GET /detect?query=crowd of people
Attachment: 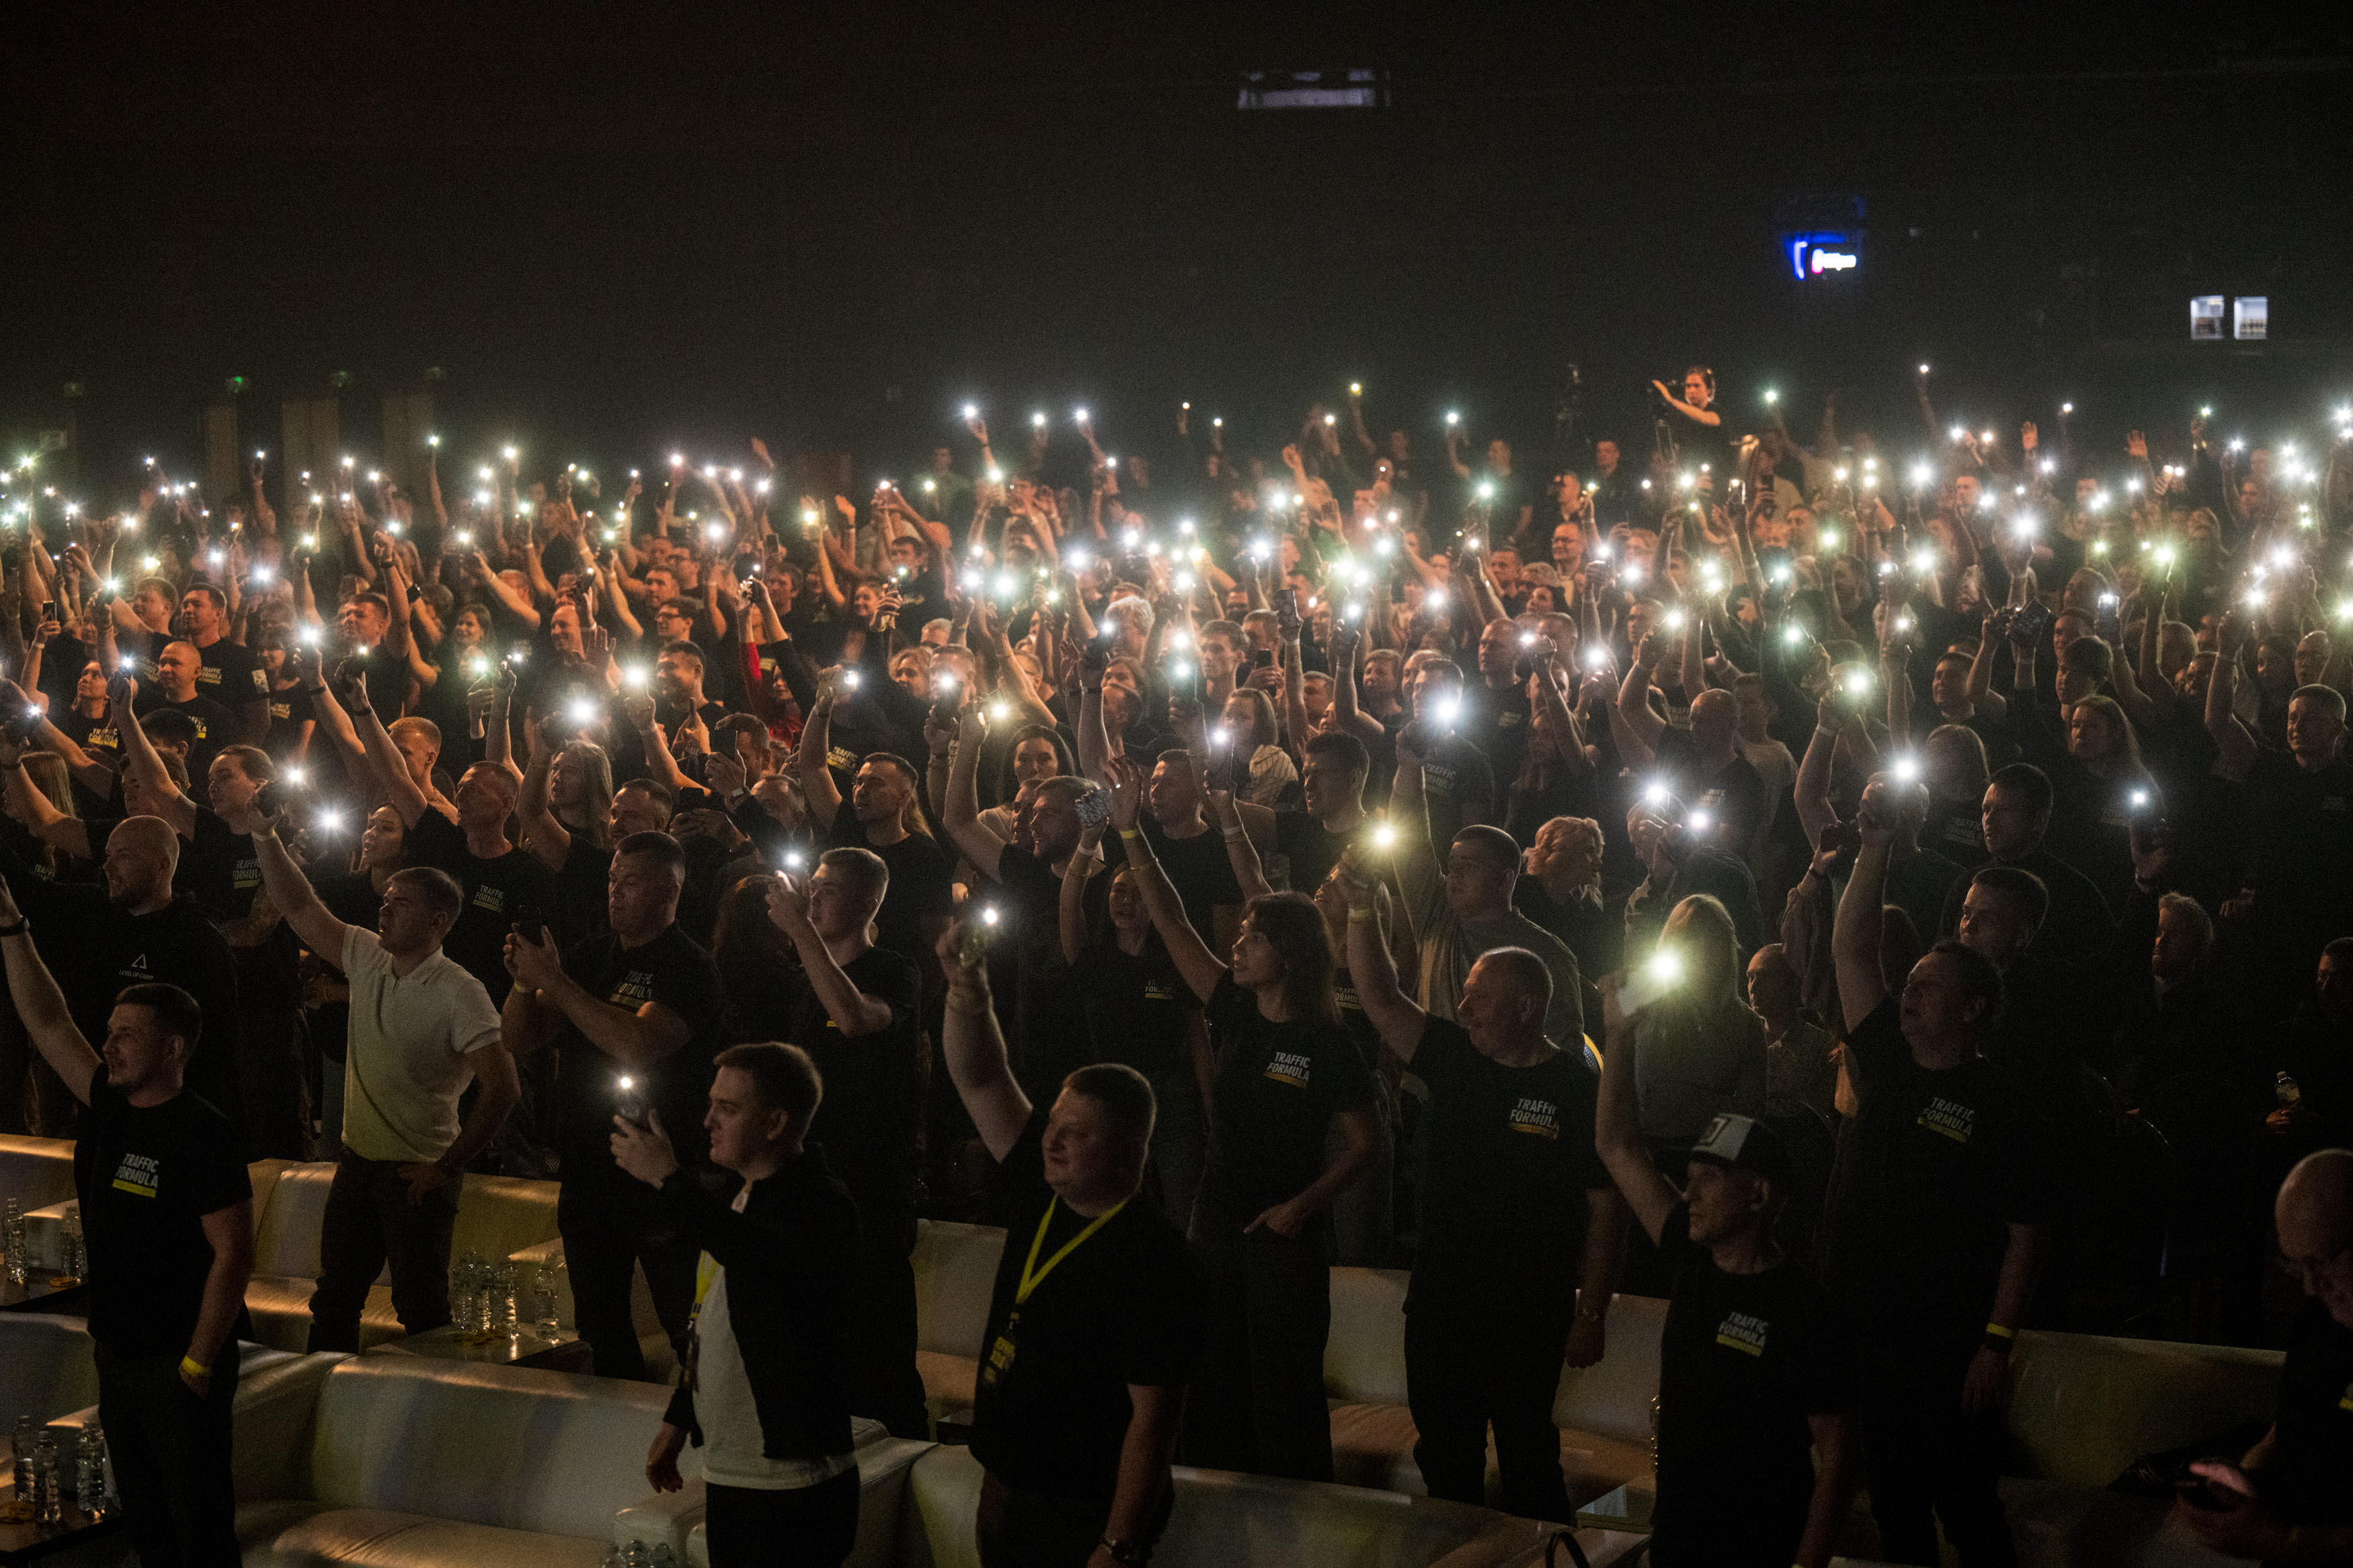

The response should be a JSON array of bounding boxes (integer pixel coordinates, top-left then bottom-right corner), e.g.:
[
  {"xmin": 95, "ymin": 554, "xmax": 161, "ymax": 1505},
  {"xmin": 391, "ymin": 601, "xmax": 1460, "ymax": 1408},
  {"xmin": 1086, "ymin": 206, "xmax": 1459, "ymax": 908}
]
[{"xmin": 0, "ymin": 368, "xmax": 2350, "ymax": 1567}]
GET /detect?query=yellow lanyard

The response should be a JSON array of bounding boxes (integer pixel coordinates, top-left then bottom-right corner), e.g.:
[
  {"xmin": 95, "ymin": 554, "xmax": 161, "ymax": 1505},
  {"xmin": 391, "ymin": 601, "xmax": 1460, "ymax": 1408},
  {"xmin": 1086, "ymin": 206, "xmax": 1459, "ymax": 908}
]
[{"xmin": 1015, "ymin": 1196, "xmax": 1127, "ymax": 1307}]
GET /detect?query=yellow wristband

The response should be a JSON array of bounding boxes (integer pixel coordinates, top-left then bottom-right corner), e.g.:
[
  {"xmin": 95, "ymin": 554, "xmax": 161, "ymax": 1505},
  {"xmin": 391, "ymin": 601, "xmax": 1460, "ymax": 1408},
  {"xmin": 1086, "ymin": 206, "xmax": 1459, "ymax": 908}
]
[
  {"xmin": 1347, "ymin": 908, "xmax": 1376, "ymax": 923},
  {"xmin": 180, "ymin": 1355, "xmax": 211, "ymax": 1378},
  {"xmin": 1117, "ymin": 828, "xmax": 1142, "ymax": 840},
  {"xmin": 1983, "ymin": 1322, "xmax": 2013, "ymax": 1340}
]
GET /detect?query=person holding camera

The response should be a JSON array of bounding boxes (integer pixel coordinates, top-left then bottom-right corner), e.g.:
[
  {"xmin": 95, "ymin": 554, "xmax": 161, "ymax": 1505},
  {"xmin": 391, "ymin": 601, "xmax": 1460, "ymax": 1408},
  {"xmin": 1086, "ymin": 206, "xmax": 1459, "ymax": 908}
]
[
  {"xmin": 616, "ymin": 1044, "xmax": 866, "ymax": 1568},
  {"xmin": 503, "ymin": 831, "xmax": 722, "ymax": 1381}
]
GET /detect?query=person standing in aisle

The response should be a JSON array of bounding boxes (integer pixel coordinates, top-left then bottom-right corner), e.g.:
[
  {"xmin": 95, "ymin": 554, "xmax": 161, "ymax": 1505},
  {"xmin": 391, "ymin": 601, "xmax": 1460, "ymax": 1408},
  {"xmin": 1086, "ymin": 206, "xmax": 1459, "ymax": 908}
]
[
  {"xmin": 0, "ymin": 875, "xmax": 253, "ymax": 1568},
  {"xmin": 1101, "ymin": 755, "xmax": 1380, "ymax": 1483}
]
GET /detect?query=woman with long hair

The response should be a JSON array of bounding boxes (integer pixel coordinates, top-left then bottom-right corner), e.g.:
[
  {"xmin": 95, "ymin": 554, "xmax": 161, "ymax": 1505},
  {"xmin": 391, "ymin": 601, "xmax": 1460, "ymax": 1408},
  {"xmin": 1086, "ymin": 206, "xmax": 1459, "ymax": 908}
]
[
  {"xmin": 1100, "ymin": 753, "xmax": 1378, "ymax": 1483},
  {"xmin": 1630, "ymin": 893, "xmax": 1768, "ymax": 1162},
  {"xmin": 711, "ymin": 874, "xmax": 804, "ymax": 1044},
  {"xmin": 2050, "ymin": 693, "xmax": 2155, "ymax": 908},
  {"xmin": 1220, "ymin": 686, "xmax": 1298, "ymax": 808},
  {"xmin": 518, "ymin": 716, "xmax": 617, "ymax": 938}
]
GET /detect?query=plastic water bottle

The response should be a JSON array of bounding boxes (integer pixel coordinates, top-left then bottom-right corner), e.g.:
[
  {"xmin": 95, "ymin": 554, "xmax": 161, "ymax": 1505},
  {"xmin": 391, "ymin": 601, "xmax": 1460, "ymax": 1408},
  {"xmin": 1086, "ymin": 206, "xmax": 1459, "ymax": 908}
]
[
  {"xmin": 450, "ymin": 1251, "xmax": 483, "ymax": 1335},
  {"xmin": 533, "ymin": 1262, "xmax": 563, "ymax": 1342},
  {"xmin": 11, "ymin": 1415, "xmax": 34, "ymax": 1499},
  {"xmin": 60, "ymin": 1204, "xmax": 83, "ymax": 1283},
  {"xmin": 32, "ymin": 1430, "xmax": 59, "ymax": 1525},
  {"xmin": 75, "ymin": 1428, "xmax": 106, "ymax": 1520},
  {"xmin": 492, "ymin": 1263, "xmax": 518, "ymax": 1337},
  {"xmin": 650, "ymin": 1544, "xmax": 678, "ymax": 1568},
  {"xmin": 4, "ymin": 1200, "xmax": 23, "ymax": 1286},
  {"xmin": 621, "ymin": 1540, "xmax": 649, "ymax": 1568}
]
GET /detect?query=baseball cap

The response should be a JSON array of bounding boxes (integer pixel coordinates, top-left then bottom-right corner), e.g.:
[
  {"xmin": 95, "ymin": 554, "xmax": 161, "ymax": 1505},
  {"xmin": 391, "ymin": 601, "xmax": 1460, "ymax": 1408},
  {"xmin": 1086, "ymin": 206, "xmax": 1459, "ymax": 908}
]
[{"xmin": 1688, "ymin": 1113, "xmax": 1794, "ymax": 1187}]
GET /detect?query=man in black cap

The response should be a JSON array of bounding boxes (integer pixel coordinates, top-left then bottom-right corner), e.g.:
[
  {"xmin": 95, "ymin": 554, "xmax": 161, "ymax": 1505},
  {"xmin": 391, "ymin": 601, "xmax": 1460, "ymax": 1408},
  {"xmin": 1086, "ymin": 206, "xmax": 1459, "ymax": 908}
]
[{"xmin": 1597, "ymin": 973, "xmax": 1862, "ymax": 1568}]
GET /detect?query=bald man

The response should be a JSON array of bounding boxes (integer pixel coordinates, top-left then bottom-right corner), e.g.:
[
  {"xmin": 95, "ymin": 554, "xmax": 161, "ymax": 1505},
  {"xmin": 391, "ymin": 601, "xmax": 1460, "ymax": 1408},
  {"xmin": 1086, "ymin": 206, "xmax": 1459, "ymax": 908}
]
[
  {"xmin": 0, "ymin": 764, "xmax": 243, "ymax": 1129},
  {"xmin": 130, "ymin": 641, "xmax": 238, "ymax": 786},
  {"xmin": 2174, "ymin": 1149, "xmax": 2353, "ymax": 1560}
]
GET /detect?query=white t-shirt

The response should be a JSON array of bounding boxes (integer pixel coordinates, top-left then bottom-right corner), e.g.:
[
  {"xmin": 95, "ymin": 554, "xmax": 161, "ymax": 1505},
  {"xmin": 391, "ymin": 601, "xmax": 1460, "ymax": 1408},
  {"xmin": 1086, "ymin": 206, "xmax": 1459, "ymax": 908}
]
[
  {"xmin": 340, "ymin": 927, "xmax": 504, "ymax": 1163},
  {"xmin": 695, "ymin": 1187, "xmax": 859, "ymax": 1491}
]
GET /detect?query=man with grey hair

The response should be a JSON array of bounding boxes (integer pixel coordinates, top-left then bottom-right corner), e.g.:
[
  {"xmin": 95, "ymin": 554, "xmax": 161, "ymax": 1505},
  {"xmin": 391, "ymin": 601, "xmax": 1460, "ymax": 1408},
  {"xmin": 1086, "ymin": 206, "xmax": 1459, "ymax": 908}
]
[{"xmin": 237, "ymin": 796, "xmax": 518, "ymax": 1351}]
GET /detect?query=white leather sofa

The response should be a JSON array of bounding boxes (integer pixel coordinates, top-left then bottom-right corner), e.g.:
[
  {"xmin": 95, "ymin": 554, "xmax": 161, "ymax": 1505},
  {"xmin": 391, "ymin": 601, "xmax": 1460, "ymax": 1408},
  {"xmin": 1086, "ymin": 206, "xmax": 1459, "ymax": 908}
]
[
  {"xmin": 241, "ymin": 1161, "xmax": 562, "ymax": 1352},
  {"xmin": 910, "ymin": 1219, "xmax": 1006, "ymax": 1432},
  {"xmin": 895, "ymin": 1443, "xmax": 1648, "ymax": 1568},
  {"xmin": 653, "ymin": 1421, "xmax": 934, "ymax": 1568},
  {"xmin": 231, "ymin": 1354, "xmax": 694, "ymax": 1567},
  {"xmin": 1319, "ymin": 1268, "xmax": 1663, "ymax": 1510}
]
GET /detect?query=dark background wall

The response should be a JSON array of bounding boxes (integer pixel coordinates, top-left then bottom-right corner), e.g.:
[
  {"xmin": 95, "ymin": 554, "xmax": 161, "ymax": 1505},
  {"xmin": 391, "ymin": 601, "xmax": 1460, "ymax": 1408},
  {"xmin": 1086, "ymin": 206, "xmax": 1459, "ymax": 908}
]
[{"xmin": 7, "ymin": 1, "xmax": 2348, "ymax": 503}]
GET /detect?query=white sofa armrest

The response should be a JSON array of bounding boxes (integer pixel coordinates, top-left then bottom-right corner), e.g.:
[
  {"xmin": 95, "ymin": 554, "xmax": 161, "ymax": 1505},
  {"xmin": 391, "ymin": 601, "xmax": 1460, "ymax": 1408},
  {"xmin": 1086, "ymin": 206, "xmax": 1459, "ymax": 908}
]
[{"xmin": 616, "ymin": 1477, "xmax": 708, "ymax": 1555}]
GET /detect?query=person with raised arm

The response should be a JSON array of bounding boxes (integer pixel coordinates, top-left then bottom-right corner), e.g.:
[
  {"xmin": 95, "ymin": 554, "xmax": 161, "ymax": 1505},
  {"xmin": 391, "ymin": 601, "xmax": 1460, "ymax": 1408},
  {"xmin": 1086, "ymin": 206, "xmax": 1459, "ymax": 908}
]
[
  {"xmin": 1826, "ymin": 792, "xmax": 2055, "ymax": 1568},
  {"xmin": 1591, "ymin": 962, "xmax": 1860, "ymax": 1568},
  {"xmin": 233, "ymin": 795, "xmax": 517, "ymax": 1349},
  {"xmin": 0, "ymin": 874, "xmax": 253, "ymax": 1568},
  {"xmin": 1101, "ymin": 752, "xmax": 1377, "ymax": 1482},
  {"xmin": 934, "ymin": 917, "xmax": 1207, "ymax": 1568},
  {"xmin": 762, "ymin": 852, "xmax": 929, "ymax": 1439},
  {"xmin": 1337, "ymin": 847, "xmax": 1627, "ymax": 1521}
]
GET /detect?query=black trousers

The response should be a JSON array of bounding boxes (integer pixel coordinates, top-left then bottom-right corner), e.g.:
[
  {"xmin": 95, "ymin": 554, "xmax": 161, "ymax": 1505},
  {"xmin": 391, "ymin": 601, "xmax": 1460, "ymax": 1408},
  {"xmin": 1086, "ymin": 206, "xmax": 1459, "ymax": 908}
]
[
  {"xmin": 846, "ymin": 1204, "xmax": 930, "ymax": 1439},
  {"xmin": 976, "ymin": 1469, "xmax": 1173, "ymax": 1568},
  {"xmin": 1182, "ymin": 1218, "xmax": 1332, "ymax": 1483},
  {"xmin": 705, "ymin": 1469, "xmax": 861, "ymax": 1568},
  {"xmin": 1405, "ymin": 1303, "xmax": 1574, "ymax": 1522},
  {"xmin": 307, "ymin": 1147, "xmax": 460, "ymax": 1352},
  {"xmin": 1857, "ymin": 1333, "xmax": 2018, "ymax": 1567},
  {"xmin": 95, "ymin": 1342, "xmax": 241, "ymax": 1568},
  {"xmin": 557, "ymin": 1172, "xmax": 698, "ymax": 1382}
]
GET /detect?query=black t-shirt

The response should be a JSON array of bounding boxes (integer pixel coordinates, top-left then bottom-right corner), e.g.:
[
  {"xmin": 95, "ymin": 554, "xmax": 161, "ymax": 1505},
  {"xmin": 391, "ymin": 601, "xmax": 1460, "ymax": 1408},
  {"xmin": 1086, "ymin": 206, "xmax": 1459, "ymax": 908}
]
[
  {"xmin": 824, "ymin": 816, "xmax": 955, "ymax": 970},
  {"xmin": 192, "ymin": 635, "xmax": 270, "ymax": 720},
  {"xmin": 2266, "ymin": 1300, "xmax": 2353, "ymax": 1528},
  {"xmin": 75, "ymin": 1075, "xmax": 254, "ymax": 1354},
  {"xmin": 792, "ymin": 946, "xmax": 926, "ymax": 1225},
  {"xmin": 1654, "ymin": 730, "xmax": 1769, "ymax": 858},
  {"xmin": 1078, "ymin": 938, "xmax": 1194, "ymax": 1080},
  {"xmin": 404, "ymin": 809, "xmax": 560, "ymax": 1006},
  {"xmin": 130, "ymin": 692, "xmax": 237, "ymax": 782},
  {"xmin": 1460, "ymin": 680, "xmax": 1533, "ymax": 793},
  {"xmin": 1141, "ymin": 817, "xmax": 1244, "ymax": 951},
  {"xmin": 1825, "ymin": 999, "xmax": 2057, "ymax": 1333},
  {"xmin": 262, "ymin": 682, "xmax": 317, "ymax": 764},
  {"xmin": 1408, "ymin": 1018, "xmax": 1609, "ymax": 1315},
  {"xmin": 1272, "ymin": 811, "xmax": 1356, "ymax": 898},
  {"xmin": 1415, "ymin": 729, "xmax": 1497, "ymax": 855},
  {"xmin": 990, "ymin": 848, "xmax": 1096, "ymax": 1096},
  {"xmin": 1652, "ymin": 1202, "xmax": 1856, "ymax": 1568},
  {"xmin": 971, "ymin": 1113, "xmax": 1207, "ymax": 1503},
  {"xmin": 549, "ymin": 923, "xmax": 725, "ymax": 1182},
  {"xmin": 2246, "ymin": 751, "xmax": 2353, "ymax": 908},
  {"xmin": 1196, "ymin": 976, "xmax": 1374, "ymax": 1225},
  {"xmin": 177, "ymin": 807, "xmax": 260, "ymax": 922}
]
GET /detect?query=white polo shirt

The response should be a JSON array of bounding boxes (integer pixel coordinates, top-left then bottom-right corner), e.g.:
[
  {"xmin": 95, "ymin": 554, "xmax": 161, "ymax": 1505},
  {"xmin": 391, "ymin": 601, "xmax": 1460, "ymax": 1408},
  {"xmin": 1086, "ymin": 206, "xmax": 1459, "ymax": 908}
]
[{"xmin": 340, "ymin": 926, "xmax": 505, "ymax": 1163}]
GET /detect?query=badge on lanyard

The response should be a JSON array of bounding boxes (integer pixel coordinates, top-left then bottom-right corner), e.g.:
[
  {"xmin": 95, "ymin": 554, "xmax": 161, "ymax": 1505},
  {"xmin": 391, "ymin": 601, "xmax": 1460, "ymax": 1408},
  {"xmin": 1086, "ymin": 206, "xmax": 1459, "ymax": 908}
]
[{"xmin": 978, "ymin": 1194, "xmax": 1127, "ymax": 1391}]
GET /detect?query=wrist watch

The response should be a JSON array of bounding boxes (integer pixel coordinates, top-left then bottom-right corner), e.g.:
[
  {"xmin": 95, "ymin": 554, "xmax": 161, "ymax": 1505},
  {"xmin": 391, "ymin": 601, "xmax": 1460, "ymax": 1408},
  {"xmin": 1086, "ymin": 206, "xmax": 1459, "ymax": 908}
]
[{"xmin": 1099, "ymin": 1540, "xmax": 1144, "ymax": 1566}]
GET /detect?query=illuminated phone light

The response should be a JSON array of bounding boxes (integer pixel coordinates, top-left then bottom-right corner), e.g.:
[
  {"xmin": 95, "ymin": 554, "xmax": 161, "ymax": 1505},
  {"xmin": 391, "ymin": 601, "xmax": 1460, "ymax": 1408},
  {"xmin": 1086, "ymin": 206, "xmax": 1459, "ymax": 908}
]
[
  {"xmin": 1323, "ymin": 414, "xmax": 1337, "ymax": 427},
  {"xmin": 1437, "ymin": 696, "xmax": 1462, "ymax": 723},
  {"xmin": 1950, "ymin": 426, "xmax": 1966, "ymax": 444},
  {"xmin": 2089, "ymin": 539, "xmax": 2108, "ymax": 555},
  {"xmin": 1892, "ymin": 755, "xmax": 1921, "ymax": 783},
  {"xmin": 1819, "ymin": 529, "xmax": 1841, "ymax": 549},
  {"xmin": 1687, "ymin": 809, "xmax": 1712, "ymax": 833},
  {"xmin": 841, "ymin": 671, "xmax": 859, "ymax": 690},
  {"xmin": 1209, "ymin": 725, "xmax": 1229, "ymax": 747},
  {"xmin": 1834, "ymin": 467, "xmax": 1849, "ymax": 482},
  {"xmin": 2153, "ymin": 546, "xmax": 2176, "ymax": 567},
  {"xmin": 1877, "ymin": 559, "xmax": 1896, "ymax": 577},
  {"xmin": 1520, "ymin": 632, "xmax": 1538, "ymax": 648},
  {"xmin": 1643, "ymin": 782, "xmax": 1669, "ymax": 806},
  {"xmin": 569, "ymin": 698, "xmax": 600, "ymax": 726},
  {"xmin": 1371, "ymin": 822, "xmax": 1396, "ymax": 850},
  {"xmin": 1664, "ymin": 611, "xmax": 1686, "ymax": 631},
  {"xmin": 1072, "ymin": 407, "xmax": 1088, "ymax": 423}
]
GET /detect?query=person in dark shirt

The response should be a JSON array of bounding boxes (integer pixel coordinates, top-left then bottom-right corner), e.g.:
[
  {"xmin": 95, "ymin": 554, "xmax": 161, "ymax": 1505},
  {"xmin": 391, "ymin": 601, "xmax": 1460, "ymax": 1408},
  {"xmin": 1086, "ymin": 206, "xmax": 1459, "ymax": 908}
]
[
  {"xmin": 1103, "ymin": 754, "xmax": 1378, "ymax": 1483},
  {"xmin": 1935, "ymin": 763, "xmax": 2113, "ymax": 962},
  {"xmin": 1594, "ymin": 980, "xmax": 1861, "ymax": 1568},
  {"xmin": 618, "ymin": 1043, "xmax": 864, "ymax": 1568},
  {"xmin": 0, "ymin": 901, "xmax": 254, "ymax": 1568},
  {"xmin": 2208, "ymin": 669, "xmax": 2353, "ymax": 1003},
  {"xmin": 503, "ymin": 832, "xmax": 723, "ymax": 1382},
  {"xmin": 1341, "ymin": 883, "xmax": 1629, "ymax": 1522},
  {"xmin": 2172, "ymin": 1149, "xmax": 2353, "ymax": 1559},
  {"xmin": 798, "ymin": 684, "xmax": 954, "ymax": 974},
  {"xmin": 1398, "ymin": 662, "xmax": 1496, "ymax": 858},
  {"xmin": 767, "ymin": 848, "xmax": 930, "ymax": 1440},
  {"xmin": 934, "ymin": 918, "xmax": 1207, "ymax": 1568},
  {"xmin": 130, "ymin": 642, "xmax": 237, "ymax": 784},
  {"xmin": 177, "ymin": 583, "xmax": 270, "ymax": 744},
  {"xmin": 1831, "ymin": 815, "xmax": 2057, "ymax": 1568}
]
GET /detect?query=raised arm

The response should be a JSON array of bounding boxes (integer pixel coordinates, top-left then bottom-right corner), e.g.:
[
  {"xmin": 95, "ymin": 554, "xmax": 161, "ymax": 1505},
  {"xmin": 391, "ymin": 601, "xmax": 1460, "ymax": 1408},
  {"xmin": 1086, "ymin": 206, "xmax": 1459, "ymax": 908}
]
[
  {"xmin": 516, "ymin": 716, "xmax": 573, "ymax": 872},
  {"xmin": 2204, "ymin": 612, "xmax": 2258, "ymax": 780},
  {"xmin": 1339, "ymin": 858, "xmax": 1427, "ymax": 1061},
  {"xmin": 1205, "ymin": 786, "xmax": 1271, "ymax": 903},
  {"xmin": 941, "ymin": 704, "xmax": 1008, "ymax": 879},
  {"xmin": 1593, "ymin": 979, "xmax": 1680, "ymax": 1247},
  {"xmin": 1792, "ymin": 694, "xmax": 1844, "ymax": 851},
  {"xmin": 1059, "ymin": 824, "xmax": 1104, "ymax": 965},
  {"xmin": 1831, "ymin": 821, "xmax": 1896, "ymax": 1032},
  {"xmin": 794, "ymin": 682, "xmax": 846, "ymax": 829},
  {"xmin": 107, "ymin": 675, "xmax": 198, "ymax": 840},
  {"xmin": 0, "ymin": 877, "xmax": 102, "ymax": 1104},
  {"xmin": 241, "ymin": 807, "xmax": 355, "ymax": 960},
  {"xmin": 766, "ymin": 877, "xmax": 894, "ymax": 1036},
  {"xmin": 1614, "ymin": 638, "xmax": 1667, "ymax": 765},
  {"xmin": 501, "ymin": 927, "xmax": 690, "ymax": 1068},
  {"xmin": 1105, "ymin": 755, "xmax": 1226, "ymax": 1003},
  {"xmin": 934, "ymin": 921, "xmax": 1031, "ymax": 1162}
]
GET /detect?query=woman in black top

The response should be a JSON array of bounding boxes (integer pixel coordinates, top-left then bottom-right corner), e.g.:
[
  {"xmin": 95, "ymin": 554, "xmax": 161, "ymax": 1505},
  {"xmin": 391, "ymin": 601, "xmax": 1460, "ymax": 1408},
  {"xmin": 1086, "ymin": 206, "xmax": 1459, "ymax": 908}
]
[
  {"xmin": 1101, "ymin": 753, "xmax": 1379, "ymax": 1483},
  {"xmin": 518, "ymin": 717, "xmax": 616, "ymax": 942},
  {"xmin": 712, "ymin": 876, "xmax": 803, "ymax": 1046}
]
